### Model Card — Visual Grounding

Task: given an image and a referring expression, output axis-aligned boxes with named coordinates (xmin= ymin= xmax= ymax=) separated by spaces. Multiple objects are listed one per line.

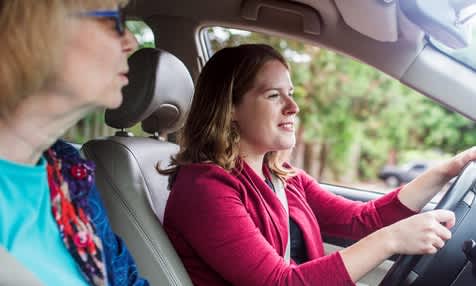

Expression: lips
xmin=119 ymin=72 xmax=129 ymax=85
xmin=278 ymin=121 xmax=294 ymax=131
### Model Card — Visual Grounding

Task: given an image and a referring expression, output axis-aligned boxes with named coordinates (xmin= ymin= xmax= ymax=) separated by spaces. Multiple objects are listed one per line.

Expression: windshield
xmin=429 ymin=2 xmax=476 ymax=71
xmin=431 ymin=23 xmax=476 ymax=71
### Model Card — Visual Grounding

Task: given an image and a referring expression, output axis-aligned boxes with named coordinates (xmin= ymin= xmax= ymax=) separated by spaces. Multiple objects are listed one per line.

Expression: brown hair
xmin=161 ymin=44 xmax=296 ymax=184
xmin=0 ymin=0 xmax=128 ymax=119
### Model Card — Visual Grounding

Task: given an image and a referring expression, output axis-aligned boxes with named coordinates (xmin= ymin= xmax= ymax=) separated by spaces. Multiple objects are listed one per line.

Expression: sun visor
xmin=335 ymin=0 xmax=398 ymax=42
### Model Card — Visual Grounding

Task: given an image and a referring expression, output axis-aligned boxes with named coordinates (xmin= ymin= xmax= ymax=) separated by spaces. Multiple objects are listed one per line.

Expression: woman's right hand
xmin=384 ymin=209 xmax=456 ymax=255
xmin=340 ymin=209 xmax=455 ymax=282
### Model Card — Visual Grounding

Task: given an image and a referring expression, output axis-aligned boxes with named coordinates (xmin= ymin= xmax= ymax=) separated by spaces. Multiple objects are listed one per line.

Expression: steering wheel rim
xmin=379 ymin=161 xmax=476 ymax=286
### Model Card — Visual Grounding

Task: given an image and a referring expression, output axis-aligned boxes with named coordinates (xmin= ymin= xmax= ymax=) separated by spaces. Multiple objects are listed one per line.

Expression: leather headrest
xmin=105 ymin=48 xmax=193 ymax=134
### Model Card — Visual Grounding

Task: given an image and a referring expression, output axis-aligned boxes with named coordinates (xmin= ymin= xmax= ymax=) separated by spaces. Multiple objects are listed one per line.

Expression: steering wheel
xmin=379 ymin=161 xmax=476 ymax=286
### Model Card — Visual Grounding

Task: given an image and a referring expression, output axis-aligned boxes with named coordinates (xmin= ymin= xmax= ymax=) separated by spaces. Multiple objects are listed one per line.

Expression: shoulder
xmin=51 ymin=140 xmax=81 ymax=156
xmin=284 ymin=164 xmax=313 ymax=187
xmin=169 ymin=163 xmax=243 ymax=206
xmin=50 ymin=140 xmax=101 ymax=206
xmin=165 ymin=164 xmax=247 ymax=229
xmin=50 ymin=140 xmax=87 ymax=165
xmin=175 ymin=163 xmax=241 ymax=188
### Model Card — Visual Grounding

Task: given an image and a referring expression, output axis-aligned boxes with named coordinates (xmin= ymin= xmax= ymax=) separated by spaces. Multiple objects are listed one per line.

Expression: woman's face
xmin=232 ymin=60 xmax=299 ymax=157
xmin=56 ymin=11 xmax=138 ymax=109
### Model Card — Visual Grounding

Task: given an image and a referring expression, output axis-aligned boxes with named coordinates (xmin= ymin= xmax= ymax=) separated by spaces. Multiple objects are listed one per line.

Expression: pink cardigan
xmin=163 ymin=162 xmax=416 ymax=285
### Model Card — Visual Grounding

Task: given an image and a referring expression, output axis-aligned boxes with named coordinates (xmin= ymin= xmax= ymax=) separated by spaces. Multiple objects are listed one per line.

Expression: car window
xmin=203 ymin=26 xmax=476 ymax=199
xmin=62 ymin=20 xmax=155 ymax=144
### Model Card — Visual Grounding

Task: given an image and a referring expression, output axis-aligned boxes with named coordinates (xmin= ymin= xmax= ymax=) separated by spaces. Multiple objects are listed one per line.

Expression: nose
xmin=283 ymin=95 xmax=299 ymax=115
xmin=122 ymin=29 xmax=139 ymax=55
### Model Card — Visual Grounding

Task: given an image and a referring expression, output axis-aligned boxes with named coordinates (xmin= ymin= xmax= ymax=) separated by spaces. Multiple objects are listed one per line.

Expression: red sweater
xmin=163 ymin=162 xmax=416 ymax=286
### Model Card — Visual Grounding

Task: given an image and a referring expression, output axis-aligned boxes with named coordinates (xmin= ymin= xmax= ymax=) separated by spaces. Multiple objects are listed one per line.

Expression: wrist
xmin=435 ymin=160 xmax=457 ymax=182
xmin=375 ymin=226 xmax=398 ymax=257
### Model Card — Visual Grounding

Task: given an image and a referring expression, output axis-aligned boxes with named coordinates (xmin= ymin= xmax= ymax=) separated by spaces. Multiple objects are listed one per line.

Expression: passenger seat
xmin=82 ymin=48 xmax=193 ymax=286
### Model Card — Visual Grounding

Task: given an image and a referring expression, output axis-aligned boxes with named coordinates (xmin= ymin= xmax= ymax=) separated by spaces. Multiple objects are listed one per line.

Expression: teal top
xmin=0 ymin=156 xmax=88 ymax=286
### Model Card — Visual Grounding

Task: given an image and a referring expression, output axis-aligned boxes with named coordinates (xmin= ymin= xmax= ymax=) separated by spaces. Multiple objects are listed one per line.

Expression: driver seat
xmin=82 ymin=48 xmax=193 ymax=285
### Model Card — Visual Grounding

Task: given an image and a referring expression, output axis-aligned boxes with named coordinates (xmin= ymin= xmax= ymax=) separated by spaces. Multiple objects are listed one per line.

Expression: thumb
xmin=431 ymin=209 xmax=456 ymax=229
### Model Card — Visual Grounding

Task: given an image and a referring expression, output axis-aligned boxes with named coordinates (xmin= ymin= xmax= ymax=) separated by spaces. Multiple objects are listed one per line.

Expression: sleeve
xmin=298 ymin=170 xmax=417 ymax=239
xmin=87 ymin=185 xmax=149 ymax=286
xmin=168 ymin=169 xmax=354 ymax=286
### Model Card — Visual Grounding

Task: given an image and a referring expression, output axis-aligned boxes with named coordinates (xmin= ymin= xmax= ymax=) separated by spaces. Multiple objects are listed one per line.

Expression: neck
xmin=239 ymin=143 xmax=266 ymax=180
xmin=0 ymin=92 xmax=94 ymax=165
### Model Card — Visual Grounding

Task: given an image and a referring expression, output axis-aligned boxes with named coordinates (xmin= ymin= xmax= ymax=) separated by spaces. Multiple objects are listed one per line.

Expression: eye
xmin=267 ymin=92 xmax=279 ymax=99
xmin=97 ymin=17 xmax=117 ymax=32
xmin=106 ymin=17 xmax=118 ymax=29
xmin=288 ymin=92 xmax=294 ymax=98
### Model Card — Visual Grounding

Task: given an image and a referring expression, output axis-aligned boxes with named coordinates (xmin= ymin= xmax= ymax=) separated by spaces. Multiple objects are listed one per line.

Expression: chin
xmin=104 ymin=93 xmax=123 ymax=109
xmin=280 ymin=138 xmax=296 ymax=149
xmin=273 ymin=142 xmax=295 ymax=151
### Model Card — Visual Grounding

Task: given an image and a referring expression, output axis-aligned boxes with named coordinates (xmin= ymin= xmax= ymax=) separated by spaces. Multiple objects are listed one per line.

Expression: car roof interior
xmin=127 ymin=0 xmax=476 ymax=120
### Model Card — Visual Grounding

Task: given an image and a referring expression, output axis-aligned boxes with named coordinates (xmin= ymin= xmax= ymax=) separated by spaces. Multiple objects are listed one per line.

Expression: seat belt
xmin=270 ymin=173 xmax=291 ymax=264
xmin=0 ymin=246 xmax=45 ymax=286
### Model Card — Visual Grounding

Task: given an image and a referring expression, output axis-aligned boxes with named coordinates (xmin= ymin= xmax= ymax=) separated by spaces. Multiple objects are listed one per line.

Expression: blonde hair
xmin=160 ymin=44 xmax=296 ymax=185
xmin=0 ymin=0 xmax=128 ymax=119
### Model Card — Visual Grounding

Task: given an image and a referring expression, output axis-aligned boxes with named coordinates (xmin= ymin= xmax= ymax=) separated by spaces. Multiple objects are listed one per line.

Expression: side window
xmin=62 ymin=21 xmax=155 ymax=144
xmin=203 ymin=27 xmax=476 ymax=195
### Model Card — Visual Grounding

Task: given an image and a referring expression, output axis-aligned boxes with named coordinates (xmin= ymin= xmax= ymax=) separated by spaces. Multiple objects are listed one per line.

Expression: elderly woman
xmin=0 ymin=1 xmax=148 ymax=286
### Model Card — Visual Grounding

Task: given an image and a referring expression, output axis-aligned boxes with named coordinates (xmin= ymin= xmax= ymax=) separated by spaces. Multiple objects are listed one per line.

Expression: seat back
xmin=82 ymin=48 xmax=193 ymax=286
xmin=0 ymin=246 xmax=45 ymax=286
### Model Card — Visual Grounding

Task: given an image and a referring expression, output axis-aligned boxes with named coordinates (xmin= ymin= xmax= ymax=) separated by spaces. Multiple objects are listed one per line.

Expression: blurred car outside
xmin=378 ymin=161 xmax=435 ymax=188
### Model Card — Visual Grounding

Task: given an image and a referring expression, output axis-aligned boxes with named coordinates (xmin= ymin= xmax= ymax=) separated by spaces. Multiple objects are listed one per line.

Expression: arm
xmin=294 ymin=168 xmax=456 ymax=282
xmin=339 ymin=209 xmax=455 ymax=281
xmin=167 ymin=169 xmax=354 ymax=286
xmin=88 ymin=185 xmax=149 ymax=286
xmin=399 ymin=147 xmax=476 ymax=211
xmin=297 ymin=171 xmax=415 ymax=239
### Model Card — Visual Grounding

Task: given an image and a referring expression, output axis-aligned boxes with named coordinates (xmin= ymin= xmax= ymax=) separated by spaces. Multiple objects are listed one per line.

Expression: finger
xmin=431 ymin=210 xmax=456 ymax=228
xmin=461 ymin=147 xmax=476 ymax=164
xmin=445 ymin=147 xmax=476 ymax=177
xmin=432 ymin=236 xmax=445 ymax=249
xmin=425 ymin=244 xmax=438 ymax=255
xmin=433 ymin=223 xmax=452 ymax=241
xmin=456 ymin=147 xmax=476 ymax=170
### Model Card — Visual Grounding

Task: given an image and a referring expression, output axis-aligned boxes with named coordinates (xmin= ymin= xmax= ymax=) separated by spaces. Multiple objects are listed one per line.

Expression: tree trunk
xmin=291 ymin=126 xmax=305 ymax=168
xmin=342 ymin=140 xmax=362 ymax=183
xmin=318 ymin=142 xmax=328 ymax=179
xmin=387 ymin=148 xmax=397 ymax=165
xmin=303 ymin=142 xmax=314 ymax=176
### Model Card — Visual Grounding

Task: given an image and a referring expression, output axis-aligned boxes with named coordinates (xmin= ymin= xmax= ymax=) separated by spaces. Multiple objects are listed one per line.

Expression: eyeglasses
xmin=76 ymin=9 xmax=126 ymax=36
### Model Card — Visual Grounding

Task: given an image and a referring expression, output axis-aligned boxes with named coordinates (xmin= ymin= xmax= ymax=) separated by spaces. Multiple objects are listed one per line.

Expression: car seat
xmin=82 ymin=47 xmax=194 ymax=286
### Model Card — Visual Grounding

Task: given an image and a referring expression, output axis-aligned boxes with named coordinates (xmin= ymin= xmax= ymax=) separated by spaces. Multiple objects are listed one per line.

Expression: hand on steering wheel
xmin=380 ymin=161 xmax=476 ymax=286
xmin=385 ymin=210 xmax=455 ymax=255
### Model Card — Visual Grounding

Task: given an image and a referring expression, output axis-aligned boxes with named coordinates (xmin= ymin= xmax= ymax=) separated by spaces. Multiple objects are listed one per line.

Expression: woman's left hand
xmin=438 ymin=146 xmax=476 ymax=179
xmin=398 ymin=146 xmax=476 ymax=211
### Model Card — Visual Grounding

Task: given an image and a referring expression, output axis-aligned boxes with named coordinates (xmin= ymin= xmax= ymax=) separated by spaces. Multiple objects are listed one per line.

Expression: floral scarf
xmin=44 ymin=143 xmax=106 ymax=286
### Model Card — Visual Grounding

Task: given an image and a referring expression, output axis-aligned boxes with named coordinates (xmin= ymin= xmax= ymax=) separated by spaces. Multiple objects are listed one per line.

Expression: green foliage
xmin=126 ymin=21 xmax=155 ymax=48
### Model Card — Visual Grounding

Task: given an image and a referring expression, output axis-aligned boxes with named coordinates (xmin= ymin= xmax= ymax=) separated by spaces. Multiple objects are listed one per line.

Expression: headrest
xmin=105 ymin=48 xmax=193 ymax=134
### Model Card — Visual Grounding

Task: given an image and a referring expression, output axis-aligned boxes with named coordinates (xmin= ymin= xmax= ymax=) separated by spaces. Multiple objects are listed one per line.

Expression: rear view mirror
xmin=401 ymin=0 xmax=476 ymax=49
